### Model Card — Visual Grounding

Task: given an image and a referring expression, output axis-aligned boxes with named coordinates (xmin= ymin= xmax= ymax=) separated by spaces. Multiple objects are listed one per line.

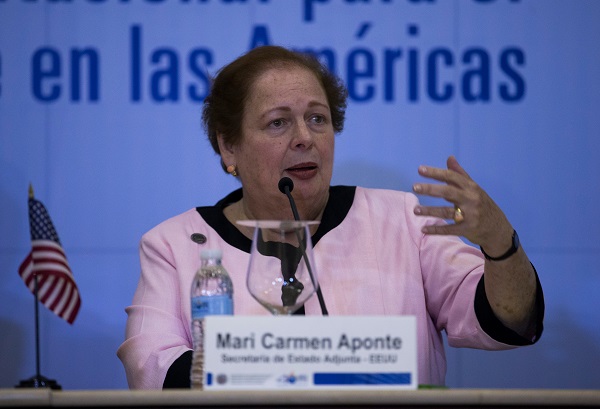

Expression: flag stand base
xmin=16 ymin=375 xmax=62 ymax=390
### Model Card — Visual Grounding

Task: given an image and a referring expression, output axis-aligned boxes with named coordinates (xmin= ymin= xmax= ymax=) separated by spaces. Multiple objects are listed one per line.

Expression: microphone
xmin=278 ymin=177 xmax=328 ymax=315
xmin=278 ymin=177 xmax=300 ymax=220
xmin=278 ymin=176 xmax=293 ymax=193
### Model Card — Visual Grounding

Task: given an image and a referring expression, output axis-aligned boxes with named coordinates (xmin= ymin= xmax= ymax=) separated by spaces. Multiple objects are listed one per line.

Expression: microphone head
xmin=278 ymin=177 xmax=294 ymax=194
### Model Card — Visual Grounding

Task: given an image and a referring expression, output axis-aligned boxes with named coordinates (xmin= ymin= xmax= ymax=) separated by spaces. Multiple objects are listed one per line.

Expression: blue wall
xmin=1 ymin=0 xmax=599 ymax=389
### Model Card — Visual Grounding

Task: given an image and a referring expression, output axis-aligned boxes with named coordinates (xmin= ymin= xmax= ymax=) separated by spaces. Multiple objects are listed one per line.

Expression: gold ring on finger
xmin=454 ymin=207 xmax=465 ymax=223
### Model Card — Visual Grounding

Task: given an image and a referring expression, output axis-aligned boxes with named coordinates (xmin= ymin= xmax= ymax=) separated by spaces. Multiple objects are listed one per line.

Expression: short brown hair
xmin=202 ymin=45 xmax=348 ymax=172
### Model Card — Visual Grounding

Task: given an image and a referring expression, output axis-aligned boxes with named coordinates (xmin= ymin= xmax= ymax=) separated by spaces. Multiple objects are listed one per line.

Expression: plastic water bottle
xmin=190 ymin=249 xmax=233 ymax=389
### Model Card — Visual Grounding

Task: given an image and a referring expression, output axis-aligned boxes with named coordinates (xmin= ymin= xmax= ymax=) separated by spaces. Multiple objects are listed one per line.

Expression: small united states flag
xmin=18 ymin=190 xmax=81 ymax=324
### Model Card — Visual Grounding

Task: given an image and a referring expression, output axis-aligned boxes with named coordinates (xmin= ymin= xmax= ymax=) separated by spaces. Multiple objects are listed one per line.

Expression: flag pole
xmin=34 ymin=273 xmax=41 ymax=380
xmin=15 ymin=281 xmax=62 ymax=389
xmin=16 ymin=185 xmax=62 ymax=390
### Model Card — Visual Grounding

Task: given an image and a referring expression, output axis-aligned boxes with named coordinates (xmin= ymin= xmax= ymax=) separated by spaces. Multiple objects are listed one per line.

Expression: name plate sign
xmin=203 ymin=316 xmax=417 ymax=390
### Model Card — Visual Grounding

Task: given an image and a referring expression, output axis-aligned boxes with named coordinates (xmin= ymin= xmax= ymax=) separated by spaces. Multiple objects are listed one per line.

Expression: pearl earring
xmin=226 ymin=164 xmax=238 ymax=176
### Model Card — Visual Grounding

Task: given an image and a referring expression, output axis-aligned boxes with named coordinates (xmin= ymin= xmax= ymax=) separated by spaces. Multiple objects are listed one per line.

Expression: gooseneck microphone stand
xmin=279 ymin=177 xmax=329 ymax=315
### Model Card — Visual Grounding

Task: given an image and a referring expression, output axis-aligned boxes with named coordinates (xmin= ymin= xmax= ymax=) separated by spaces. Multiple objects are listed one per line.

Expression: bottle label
xmin=191 ymin=295 xmax=233 ymax=319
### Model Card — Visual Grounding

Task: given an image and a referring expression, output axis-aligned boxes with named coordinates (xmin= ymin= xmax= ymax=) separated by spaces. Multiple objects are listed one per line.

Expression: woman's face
xmin=221 ymin=65 xmax=335 ymax=217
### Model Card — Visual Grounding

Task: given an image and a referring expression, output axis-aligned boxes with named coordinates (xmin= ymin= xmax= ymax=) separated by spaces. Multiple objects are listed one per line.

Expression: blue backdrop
xmin=1 ymin=0 xmax=599 ymax=389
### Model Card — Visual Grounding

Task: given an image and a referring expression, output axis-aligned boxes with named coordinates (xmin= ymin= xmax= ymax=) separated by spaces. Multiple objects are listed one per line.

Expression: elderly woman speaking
xmin=117 ymin=46 xmax=544 ymax=389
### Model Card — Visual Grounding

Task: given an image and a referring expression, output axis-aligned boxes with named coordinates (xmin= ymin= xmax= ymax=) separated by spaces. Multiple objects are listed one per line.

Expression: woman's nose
xmin=292 ymin=121 xmax=314 ymax=148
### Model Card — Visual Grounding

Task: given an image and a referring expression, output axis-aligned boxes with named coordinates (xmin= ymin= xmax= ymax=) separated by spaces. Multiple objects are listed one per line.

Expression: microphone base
xmin=16 ymin=375 xmax=62 ymax=390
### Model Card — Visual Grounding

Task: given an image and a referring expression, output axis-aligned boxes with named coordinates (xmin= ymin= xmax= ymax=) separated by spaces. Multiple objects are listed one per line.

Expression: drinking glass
xmin=238 ymin=220 xmax=320 ymax=315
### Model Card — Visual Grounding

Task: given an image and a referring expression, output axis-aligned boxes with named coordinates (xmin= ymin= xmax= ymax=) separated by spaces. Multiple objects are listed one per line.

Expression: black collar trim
xmin=196 ymin=186 xmax=356 ymax=253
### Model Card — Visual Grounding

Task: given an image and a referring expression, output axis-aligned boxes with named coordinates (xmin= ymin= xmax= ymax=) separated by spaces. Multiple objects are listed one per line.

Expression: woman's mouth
xmin=286 ymin=163 xmax=318 ymax=180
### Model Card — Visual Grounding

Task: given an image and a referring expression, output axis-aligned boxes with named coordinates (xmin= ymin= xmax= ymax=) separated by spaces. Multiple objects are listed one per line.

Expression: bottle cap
xmin=200 ymin=249 xmax=223 ymax=260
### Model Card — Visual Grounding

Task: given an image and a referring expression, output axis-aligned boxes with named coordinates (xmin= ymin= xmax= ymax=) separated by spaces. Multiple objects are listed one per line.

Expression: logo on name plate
xmin=276 ymin=372 xmax=308 ymax=386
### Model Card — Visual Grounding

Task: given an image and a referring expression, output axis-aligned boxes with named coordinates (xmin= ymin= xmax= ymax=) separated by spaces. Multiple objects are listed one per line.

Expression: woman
xmin=117 ymin=46 xmax=544 ymax=389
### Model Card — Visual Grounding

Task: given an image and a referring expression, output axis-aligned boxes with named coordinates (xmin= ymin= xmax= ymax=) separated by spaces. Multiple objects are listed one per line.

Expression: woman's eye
xmin=311 ymin=115 xmax=326 ymax=124
xmin=270 ymin=119 xmax=285 ymax=128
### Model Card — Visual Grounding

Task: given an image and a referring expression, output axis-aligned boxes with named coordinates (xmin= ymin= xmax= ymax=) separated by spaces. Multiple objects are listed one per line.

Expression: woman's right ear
xmin=217 ymin=133 xmax=235 ymax=163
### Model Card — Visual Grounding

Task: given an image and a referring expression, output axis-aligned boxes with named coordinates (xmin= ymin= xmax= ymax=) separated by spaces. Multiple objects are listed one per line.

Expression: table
xmin=2 ymin=389 xmax=600 ymax=408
